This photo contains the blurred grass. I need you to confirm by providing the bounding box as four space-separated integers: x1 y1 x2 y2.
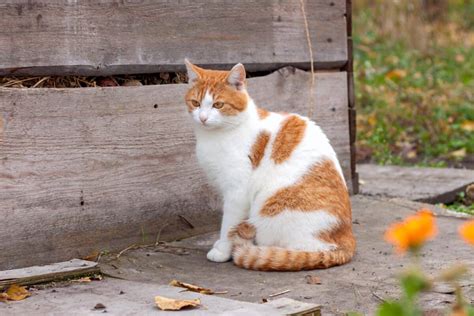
354 0 474 167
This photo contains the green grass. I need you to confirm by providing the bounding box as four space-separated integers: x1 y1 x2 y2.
354 1 474 167
439 192 474 215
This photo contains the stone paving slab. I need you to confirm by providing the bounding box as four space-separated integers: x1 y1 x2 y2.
98 196 474 315
2 196 473 315
357 164 474 203
0 279 296 315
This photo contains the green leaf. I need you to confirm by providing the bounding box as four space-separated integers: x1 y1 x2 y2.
400 271 429 301
376 301 404 316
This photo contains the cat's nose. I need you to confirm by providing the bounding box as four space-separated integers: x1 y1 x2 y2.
199 113 208 123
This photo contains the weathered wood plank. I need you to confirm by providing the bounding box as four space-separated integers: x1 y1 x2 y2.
358 164 474 203
0 68 351 269
0 0 347 76
264 298 322 316
0 259 99 289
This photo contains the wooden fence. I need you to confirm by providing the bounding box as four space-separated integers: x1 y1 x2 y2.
0 0 356 269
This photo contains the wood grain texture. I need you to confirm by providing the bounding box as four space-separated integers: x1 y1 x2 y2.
0 259 99 289
0 0 347 76
0 67 351 269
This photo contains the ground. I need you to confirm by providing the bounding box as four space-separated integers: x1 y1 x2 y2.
354 0 474 169
2 195 473 315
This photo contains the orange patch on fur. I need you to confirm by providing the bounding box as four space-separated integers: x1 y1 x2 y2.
185 65 248 116
248 131 270 168
260 159 355 252
236 222 256 240
257 108 270 120
271 115 306 164
230 161 356 271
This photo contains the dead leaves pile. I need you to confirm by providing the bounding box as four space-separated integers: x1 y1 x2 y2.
0 284 31 302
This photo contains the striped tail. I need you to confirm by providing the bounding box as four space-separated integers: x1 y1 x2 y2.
228 222 355 271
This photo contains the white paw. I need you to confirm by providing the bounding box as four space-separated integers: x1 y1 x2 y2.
206 240 232 262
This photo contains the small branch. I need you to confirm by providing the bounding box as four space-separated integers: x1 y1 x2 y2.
268 289 291 298
371 291 386 303
116 244 138 259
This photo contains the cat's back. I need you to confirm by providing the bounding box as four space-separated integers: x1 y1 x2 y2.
253 110 343 178
248 110 346 211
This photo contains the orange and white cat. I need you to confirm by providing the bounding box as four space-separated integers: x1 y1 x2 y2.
184 60 355 271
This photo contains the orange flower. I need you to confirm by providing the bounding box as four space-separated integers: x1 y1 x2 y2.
459 220 474 246
385 209 437 254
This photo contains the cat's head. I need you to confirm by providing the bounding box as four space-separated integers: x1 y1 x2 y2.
184 59 249 130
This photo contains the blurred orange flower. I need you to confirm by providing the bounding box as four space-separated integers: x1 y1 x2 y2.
459 220 474 246
385 209 437 254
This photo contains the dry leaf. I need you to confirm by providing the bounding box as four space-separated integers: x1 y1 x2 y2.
5 284 31 301
461 121 474 132
386 69 407 80
450 148 466 159
169 280 213 294
82 251 99 261
305 275 322 285
0 293 8 303
406 150 417 159
154 296 200 311
122 80 143 87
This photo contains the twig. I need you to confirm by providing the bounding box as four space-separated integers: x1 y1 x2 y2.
299 0 316 118
213 290 228 295
268 289 291 298
371 291 386 302
154 222 169 246
32 76 50 88
116 244 138 259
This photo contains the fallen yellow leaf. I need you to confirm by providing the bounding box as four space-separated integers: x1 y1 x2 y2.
367 114 377 127
386 69 407 80
5 284 31 301
461 121 474 132
169 280 213 294
450 148 466 159
154 296 200 311
406 150 417 159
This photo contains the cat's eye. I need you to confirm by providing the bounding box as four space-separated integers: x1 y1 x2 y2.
213 102 224 109
190 100 200 107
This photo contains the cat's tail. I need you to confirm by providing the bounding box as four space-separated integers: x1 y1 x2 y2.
228 222 355 271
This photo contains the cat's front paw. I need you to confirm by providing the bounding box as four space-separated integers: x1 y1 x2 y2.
206 240 232 262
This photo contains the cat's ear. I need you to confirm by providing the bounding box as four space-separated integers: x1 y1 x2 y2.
185 58 202 83
227 63 246 91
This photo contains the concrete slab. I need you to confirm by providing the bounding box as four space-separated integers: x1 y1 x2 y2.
2 196 473 315
0 279 304 315
97 196 474 315
357 164 474 203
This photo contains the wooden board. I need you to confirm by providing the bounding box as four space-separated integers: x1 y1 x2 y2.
0 68 351 269
0 259 99 290
358 164 474 203
0 0 347 76
265 298 321 316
